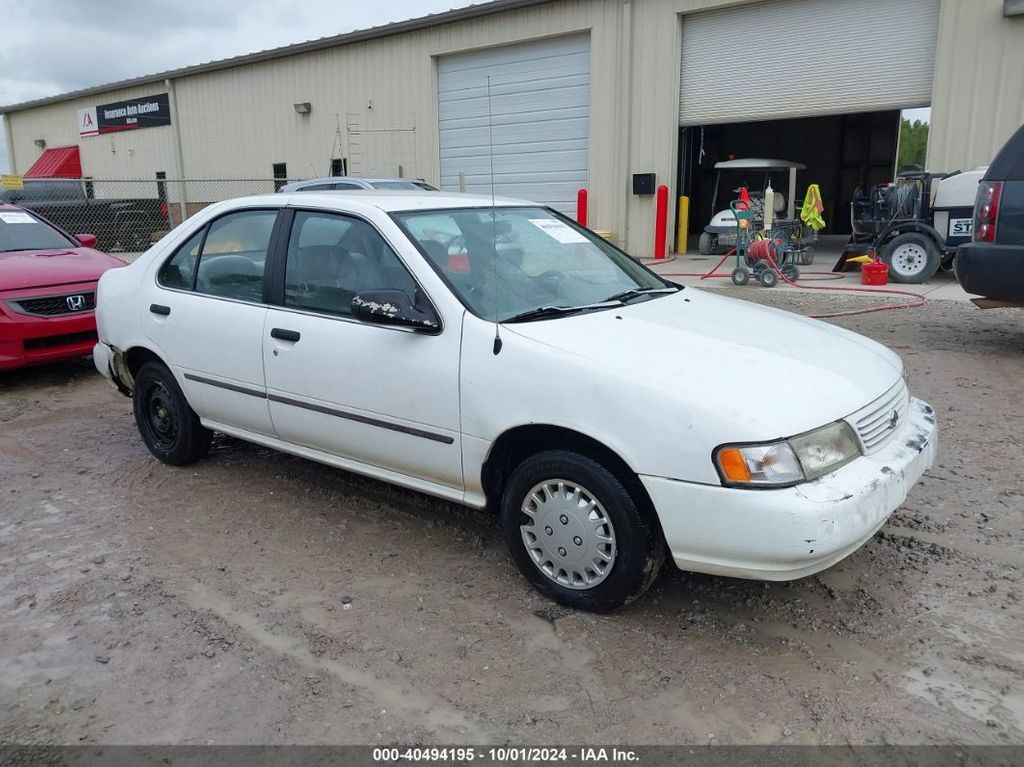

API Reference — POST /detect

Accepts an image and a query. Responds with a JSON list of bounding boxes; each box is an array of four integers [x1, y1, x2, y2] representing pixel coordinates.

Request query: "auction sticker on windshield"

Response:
[[0, 212, 36, 224], [529, 218, 589, 244]]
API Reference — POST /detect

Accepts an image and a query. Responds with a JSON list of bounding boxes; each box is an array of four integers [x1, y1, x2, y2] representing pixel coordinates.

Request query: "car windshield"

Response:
[[0, 210, 75, 251], [393, 206, 672, 321]]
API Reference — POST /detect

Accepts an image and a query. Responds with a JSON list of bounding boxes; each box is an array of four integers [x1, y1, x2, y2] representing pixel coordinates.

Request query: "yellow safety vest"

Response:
[[801, 184, 826, 231]]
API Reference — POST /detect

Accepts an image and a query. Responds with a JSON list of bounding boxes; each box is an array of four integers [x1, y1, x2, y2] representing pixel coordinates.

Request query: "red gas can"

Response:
[[861, 261, 889, 286]]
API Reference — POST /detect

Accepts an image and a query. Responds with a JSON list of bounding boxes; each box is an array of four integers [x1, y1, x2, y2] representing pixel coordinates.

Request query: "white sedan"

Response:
[[93, 191, 937, 612]]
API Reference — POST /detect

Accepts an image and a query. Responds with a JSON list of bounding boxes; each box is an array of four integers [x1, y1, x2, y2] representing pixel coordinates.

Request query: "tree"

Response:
[[898, 118, 929, 170]]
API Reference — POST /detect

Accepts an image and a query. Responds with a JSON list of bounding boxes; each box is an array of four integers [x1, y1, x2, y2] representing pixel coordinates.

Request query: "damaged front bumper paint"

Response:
[[642, 397, 937, 581]]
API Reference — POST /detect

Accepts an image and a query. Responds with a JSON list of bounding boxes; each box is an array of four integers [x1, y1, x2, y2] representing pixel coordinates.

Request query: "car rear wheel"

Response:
[[881, 233, 940, 284], [132, 361, 212, 465], [501, 450, 663, 613]]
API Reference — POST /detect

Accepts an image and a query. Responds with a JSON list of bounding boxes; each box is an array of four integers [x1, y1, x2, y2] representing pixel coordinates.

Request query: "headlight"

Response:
[[788, 421, 860, 480], [715, 421, 861, 488], [714, 441, 804, 487]]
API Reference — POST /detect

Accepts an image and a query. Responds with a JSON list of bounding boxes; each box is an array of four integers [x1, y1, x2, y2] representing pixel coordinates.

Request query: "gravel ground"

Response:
[[0, 290, 1022, 747]]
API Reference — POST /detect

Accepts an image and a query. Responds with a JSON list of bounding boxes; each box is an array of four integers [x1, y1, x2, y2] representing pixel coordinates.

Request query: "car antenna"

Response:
[[487, 74, 502, 356]]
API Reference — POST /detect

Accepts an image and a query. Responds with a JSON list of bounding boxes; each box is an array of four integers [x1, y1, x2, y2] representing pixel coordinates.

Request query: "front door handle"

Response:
[[149, 303, 171, 316], [270, 328, 301, 343]]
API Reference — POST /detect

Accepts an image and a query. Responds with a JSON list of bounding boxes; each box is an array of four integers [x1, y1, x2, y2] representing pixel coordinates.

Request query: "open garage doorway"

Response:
[[678, 110, 900, 240]]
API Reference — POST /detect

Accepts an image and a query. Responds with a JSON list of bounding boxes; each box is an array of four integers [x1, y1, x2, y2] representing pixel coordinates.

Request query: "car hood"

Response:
[[0, 247, 124, 292], [504, 288, 903, 437]]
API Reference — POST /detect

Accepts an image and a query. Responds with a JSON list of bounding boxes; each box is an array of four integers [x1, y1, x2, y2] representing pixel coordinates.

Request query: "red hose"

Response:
[[762, 251, 926, 319], [660, 246, 926, 319]]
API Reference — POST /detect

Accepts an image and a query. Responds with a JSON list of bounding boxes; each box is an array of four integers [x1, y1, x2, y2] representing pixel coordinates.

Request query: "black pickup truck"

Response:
[[0, 178, 169, 251], [957, 125, 1024, 306]]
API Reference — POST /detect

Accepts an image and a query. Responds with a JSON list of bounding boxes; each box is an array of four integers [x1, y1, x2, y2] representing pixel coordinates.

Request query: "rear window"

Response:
[[370, 181, 422, 190], [0, 210, 75, 251]]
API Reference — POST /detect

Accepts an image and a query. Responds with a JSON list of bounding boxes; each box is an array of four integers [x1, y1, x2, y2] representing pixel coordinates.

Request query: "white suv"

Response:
[[94, 191, 937, 612]]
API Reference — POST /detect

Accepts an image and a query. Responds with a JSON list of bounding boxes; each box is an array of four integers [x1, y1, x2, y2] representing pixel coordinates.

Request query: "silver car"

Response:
[[277, 176, 438, 193]]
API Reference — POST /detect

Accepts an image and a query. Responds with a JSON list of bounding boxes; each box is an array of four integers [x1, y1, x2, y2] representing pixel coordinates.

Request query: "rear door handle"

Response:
[[149, 304, 171, 316], [270, 328, 301, 342]]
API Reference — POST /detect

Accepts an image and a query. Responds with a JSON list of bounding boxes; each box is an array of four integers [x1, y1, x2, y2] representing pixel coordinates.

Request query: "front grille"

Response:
[[8, 292, 96, 316], [847, 379, 910, 454], [23, 330, 98, 352]]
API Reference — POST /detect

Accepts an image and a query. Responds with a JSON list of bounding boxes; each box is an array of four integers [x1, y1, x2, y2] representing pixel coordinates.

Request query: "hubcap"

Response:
[[891, 243, 927, 277], [519, 480, 616, 590]]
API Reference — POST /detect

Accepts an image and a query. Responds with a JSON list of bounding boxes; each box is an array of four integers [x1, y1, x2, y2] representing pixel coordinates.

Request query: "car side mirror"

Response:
[[351, 289, 440, 333], [75, 233, 98, 248]]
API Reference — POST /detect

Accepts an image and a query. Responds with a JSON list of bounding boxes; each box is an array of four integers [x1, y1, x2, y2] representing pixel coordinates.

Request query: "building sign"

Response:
[[77, 93, 170, 137], [78, 107, 99, 136]]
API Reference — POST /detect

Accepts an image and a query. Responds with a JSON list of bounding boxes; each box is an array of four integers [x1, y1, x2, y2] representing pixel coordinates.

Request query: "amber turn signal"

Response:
[[716, 447, 751, 483]]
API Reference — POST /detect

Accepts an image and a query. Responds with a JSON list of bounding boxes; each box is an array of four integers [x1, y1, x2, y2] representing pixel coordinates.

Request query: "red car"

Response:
[[0, 204, 125, 371]]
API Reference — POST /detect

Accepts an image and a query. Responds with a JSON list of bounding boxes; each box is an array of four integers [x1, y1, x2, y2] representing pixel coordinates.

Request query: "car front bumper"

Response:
[[641, 397, 937, 581], [0, 299, 99, 371]]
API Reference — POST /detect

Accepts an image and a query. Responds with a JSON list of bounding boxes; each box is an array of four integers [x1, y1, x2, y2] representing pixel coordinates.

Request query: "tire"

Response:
[[731, 267, 750, 286], [698, 232, 714, 255], [132, 361, 212, 466], [759, 269, 779, 287], [782, 264, 800, 281], [501, 450, 664, 613], [880, 233, 940, 284]]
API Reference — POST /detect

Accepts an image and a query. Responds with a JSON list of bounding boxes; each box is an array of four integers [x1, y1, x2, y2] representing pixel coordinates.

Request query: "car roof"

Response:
[[233, 190, 538, 213]]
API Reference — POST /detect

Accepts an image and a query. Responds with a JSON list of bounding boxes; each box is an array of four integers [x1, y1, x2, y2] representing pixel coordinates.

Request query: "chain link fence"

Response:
[[0, 177, 300, 256]]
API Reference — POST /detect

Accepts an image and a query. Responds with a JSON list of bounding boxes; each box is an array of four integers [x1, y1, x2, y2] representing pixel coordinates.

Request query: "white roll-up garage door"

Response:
[[437, 34, 590, 214], [679, 0, 939, 125]]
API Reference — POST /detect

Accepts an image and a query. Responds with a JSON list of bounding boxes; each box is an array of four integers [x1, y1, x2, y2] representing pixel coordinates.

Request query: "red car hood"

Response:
[[0, 247, 125, 292]]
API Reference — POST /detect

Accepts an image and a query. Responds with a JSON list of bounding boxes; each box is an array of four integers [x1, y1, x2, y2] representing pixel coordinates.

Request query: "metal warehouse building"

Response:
[[2, 0, 1022, 254]]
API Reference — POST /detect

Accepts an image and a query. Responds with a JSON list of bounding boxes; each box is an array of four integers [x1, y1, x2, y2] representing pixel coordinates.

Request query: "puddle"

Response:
[[906, 667, 1024, 734]]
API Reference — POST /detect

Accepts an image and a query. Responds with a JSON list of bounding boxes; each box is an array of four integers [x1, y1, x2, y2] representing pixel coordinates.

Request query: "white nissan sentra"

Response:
[[94, 192, 937, 612]]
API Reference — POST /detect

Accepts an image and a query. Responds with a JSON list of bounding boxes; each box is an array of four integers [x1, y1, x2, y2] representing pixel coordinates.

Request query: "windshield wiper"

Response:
[[603, 286, 680, 304], [503, 301, 621, 323]]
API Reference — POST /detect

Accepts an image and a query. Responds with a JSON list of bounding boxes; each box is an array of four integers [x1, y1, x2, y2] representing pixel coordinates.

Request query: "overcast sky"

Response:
[[0, 0, 478, 173]]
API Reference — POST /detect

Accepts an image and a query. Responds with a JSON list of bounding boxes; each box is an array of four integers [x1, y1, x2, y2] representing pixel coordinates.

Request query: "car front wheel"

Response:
[[501, 450, 664, 612], [132, 361, 212, 465]]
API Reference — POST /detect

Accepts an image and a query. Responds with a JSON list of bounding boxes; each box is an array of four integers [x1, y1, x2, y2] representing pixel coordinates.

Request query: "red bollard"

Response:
[[576, 188, 588, 227], [654, 184, 668, 259]]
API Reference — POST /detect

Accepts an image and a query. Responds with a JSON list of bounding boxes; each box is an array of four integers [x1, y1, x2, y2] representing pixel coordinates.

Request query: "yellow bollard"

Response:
[[676, 196, 689, 254]]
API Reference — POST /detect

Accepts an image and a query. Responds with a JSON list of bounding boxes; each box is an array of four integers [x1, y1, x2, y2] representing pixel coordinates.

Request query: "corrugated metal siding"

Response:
[[928, 0, 1024, 171], [437, 34, 590, 213], [679, 0, 940, 125]]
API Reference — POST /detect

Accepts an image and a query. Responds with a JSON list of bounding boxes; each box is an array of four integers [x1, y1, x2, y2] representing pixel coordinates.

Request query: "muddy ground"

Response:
[[1, 290, 1022, 747]]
